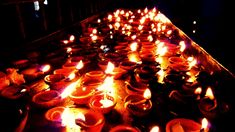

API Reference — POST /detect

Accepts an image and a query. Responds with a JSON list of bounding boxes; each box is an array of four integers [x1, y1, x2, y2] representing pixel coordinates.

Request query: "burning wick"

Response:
[[150, 126, 159, 132]]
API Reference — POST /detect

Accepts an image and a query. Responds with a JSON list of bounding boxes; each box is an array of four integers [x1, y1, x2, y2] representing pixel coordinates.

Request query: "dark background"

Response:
[[118, 0, 234, 74]]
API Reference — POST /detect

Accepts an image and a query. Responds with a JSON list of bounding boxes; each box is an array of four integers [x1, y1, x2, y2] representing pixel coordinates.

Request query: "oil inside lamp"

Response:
[[166, 118, 201, 132]]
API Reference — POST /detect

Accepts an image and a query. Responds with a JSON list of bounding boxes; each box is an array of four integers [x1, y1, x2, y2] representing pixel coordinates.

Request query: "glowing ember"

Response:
[[205, 87, 214, 100], [179, 41, 186, 52], [150, 126, 159, 132], [105, 62, 115, 74], [130, 42, 138, 51], [41, 64, 50, 72], [143, 89, 151, 99], [76, 60, 84, 70]]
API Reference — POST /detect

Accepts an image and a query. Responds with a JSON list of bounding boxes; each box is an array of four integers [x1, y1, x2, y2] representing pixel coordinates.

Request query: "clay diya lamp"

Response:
[[164, 74, 185, 88], [164, 43, 180, 56], [45, 107, 105, 132], [75, 108, 105, 132], [32, 90, 64, 109], [110, 125, 141, 132], [12, 59, 30, 69], [0, 72, 10, 91], [0, 85, 28, 100], [168, 56, 187, 65], [98, 60, 110, 71], [125, 81, 148, 95], [166, 118, 201, 132], [62, 62, 79, 69], [198, 87, 219, 119], [84, 70, 106, 82], [21, 64, 51, 81], [44, 74, 65, 85], [54, 68, 75, 78], [89, 93, 117, 114], [168, 63, 190, 73], [69, 85, 96, 105], [119, 60, 137, 71], [139, 52, 156, 63], [134, 65, 157, 83], [45, 106, 65, 127], [112, 67, 128, 80], [124, 89, 152, 117]]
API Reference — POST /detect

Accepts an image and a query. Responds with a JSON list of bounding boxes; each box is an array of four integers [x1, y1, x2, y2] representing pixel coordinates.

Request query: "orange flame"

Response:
[[179, 41, 186, 52], [99, 98, 114, 108], [67, 47, 72, 53], [143, 89, 151, 99], [61, 78, 81, 99], [105, 62, 115, 74], [187, 57, 197, 69], [194, 87, 202, 94], [76, 60, 84, 70], [97, 76, 114, 96], [157, 69, 165, 84], [69, 35, 75, 42], [63, 40, 69, 44], [201, 118, 209, 131], [150, 126, 159, 132], [61, 108, 84, 132], [205, 87, 214, 100], [130, 42, 138, 51], [156, 42, 167, 56], [41, 64, 50, 72]]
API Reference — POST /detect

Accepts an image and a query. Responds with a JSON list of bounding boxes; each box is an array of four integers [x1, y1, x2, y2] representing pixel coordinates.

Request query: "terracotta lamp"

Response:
[[45, 106, 105, 132], [110, 124, 141, 132], [32, 90, 64, 109], [89, 93, 117, 114], [124, 89, 152, 117]]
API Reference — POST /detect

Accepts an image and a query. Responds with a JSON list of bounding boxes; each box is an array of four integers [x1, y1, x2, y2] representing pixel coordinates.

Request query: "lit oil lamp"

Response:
[[45, 107, 105, 132], [198, 87, 218, 119], [0, 85, 27, 100], [134, 65, 158, 83], [165, 118, 201, 132], [124, 89, 152, 117], [69, 85, 96, 105], [110, 124, 141, 132], [89, 76, 117, 114], [32, 90, 64, 109], [125, 80, 148, 95], [53, 68, 75, 78], [119, 60, 137, 71], [21, 64, 51, 81]]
